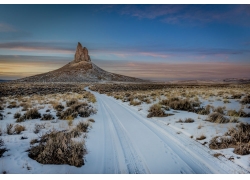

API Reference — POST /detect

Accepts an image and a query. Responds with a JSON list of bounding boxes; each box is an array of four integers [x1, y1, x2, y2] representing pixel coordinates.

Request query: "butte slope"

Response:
[[18, 42, 146, 82]]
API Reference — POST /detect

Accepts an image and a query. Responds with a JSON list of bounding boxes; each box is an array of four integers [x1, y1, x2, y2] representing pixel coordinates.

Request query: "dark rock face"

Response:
[[74, 42, 91, 63]]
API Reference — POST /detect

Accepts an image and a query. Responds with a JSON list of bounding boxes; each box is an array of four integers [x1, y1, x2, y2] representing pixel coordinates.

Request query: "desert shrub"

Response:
[[6, 123, 14, 135], [78, 107, 96, 118], [7, 101, 19, 109], [25, 108, 41, 119], [147, 104, 166, 118], [214, 106, 224, 114], [193, 106, 210, 115], [231, 94, 242, 99], [66, 99, 78, 107], [185, 118, 194, 123], [28, 130, 86, 167], [53, 104, 64, 111], [129, 100, 141, 106], [30, 139, 39, 145], [41, 114, 54, 120], [20, 102, 30, 111], [14, 112, 21, 119], [241, 95, 250, 104], [0, 138, 7, 158], [33, 123, 45, 134], [160, 98, 194, 111], [177, 118, 194, 123], [209, 123, 250, 155], [206, 112, 229, 123], [227, 109, 250, 117], [88, 94, 96, 103], [16, 116, 26, 123], [14, 124, 26, 134], [58, 108, 78, 120], [76, 121, 89, 133]]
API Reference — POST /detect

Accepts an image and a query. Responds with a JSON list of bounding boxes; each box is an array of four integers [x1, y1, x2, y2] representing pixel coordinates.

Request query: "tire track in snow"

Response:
[[99, 97, 149, 174], [105, 95, 249, 174]]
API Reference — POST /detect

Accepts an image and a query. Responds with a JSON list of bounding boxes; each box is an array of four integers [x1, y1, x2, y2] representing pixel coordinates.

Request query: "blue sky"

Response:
[[0, 4, 250, 81]]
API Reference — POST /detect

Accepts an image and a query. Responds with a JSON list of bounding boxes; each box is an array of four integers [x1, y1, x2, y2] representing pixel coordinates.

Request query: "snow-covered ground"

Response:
[[0, 87, 249, 174]]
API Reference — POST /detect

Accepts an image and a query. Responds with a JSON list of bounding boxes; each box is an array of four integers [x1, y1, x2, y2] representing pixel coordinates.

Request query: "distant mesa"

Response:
[[17, 42, 146, 82]]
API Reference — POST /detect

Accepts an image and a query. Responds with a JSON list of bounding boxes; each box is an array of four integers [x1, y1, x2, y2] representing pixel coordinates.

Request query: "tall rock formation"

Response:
[[17, 42, 147, 82], [74, 42, 91, 63]]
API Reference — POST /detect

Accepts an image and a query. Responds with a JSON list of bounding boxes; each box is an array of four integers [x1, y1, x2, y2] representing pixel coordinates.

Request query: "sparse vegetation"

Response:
[[41, 114, 54, 120], [28, 130, 86, 167], [209, 123, 250, 155], [206, 112, 229, 123], [0, 138, 7, 157], [33, 123, 45, 134], [241, 95, 250, 105], [14, 112, 21, 119], [14, 124, 26, 134], [177, 118, 194, 123], [147, 104, 166, 118]]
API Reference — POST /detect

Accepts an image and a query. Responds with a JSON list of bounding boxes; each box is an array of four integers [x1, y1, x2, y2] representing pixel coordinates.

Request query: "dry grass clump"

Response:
[[53, 103, 64, 111], [6, 123, 14, 135], [20, 102, 31, 111], [147, 104, 167, 118], [16, 108, 41, 122], [41, 114, 54, 120], [196, 134, 206, 140], [193, 106, 210, 115], [14, 112, 21, 119], [206, 112, 229, 123], [7, 101, 19, 109], [227, 109, 250, 117], [0, 138, 7, 158], [214, 106, 225, 114], [177, 118, 194, 123], [76, 121, 89, 133], [57, 102, 96, 120], [230, 94, 242, 99], [129, 100, 141, 106], [28, 130, 86, 167], [66, 99, 78, 107], [25, 108, 41, 119], [14, 124, 26, 134], [241, 95, 250, 105], [5, 123, 25, 135], [160, 97, 196, 111], [209, 123, 250, 155], [33, 123, 45, 134]]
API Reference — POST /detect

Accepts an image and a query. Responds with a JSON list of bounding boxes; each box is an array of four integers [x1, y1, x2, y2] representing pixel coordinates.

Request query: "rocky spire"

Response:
[[74, 42, 91, 63]]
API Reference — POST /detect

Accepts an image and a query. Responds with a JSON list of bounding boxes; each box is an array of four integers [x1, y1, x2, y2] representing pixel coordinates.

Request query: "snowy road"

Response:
[[82, 88, 249, 174]]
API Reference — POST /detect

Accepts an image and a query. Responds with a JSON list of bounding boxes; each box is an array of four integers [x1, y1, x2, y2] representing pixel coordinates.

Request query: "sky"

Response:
[[0, 4, 250, 81]]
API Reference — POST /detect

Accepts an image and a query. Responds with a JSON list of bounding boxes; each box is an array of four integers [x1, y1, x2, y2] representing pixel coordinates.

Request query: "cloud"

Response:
[[94, 60, 250, 81], [101, 5, 250, 26], [0, 42, 75, 54]]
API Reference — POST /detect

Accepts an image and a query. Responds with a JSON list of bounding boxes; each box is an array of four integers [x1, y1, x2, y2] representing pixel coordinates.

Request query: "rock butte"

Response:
[[17, 42, 147, 82]]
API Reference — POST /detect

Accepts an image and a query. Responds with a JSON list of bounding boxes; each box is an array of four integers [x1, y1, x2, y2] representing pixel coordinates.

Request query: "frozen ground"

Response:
[[0, 87, 249, 174]]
